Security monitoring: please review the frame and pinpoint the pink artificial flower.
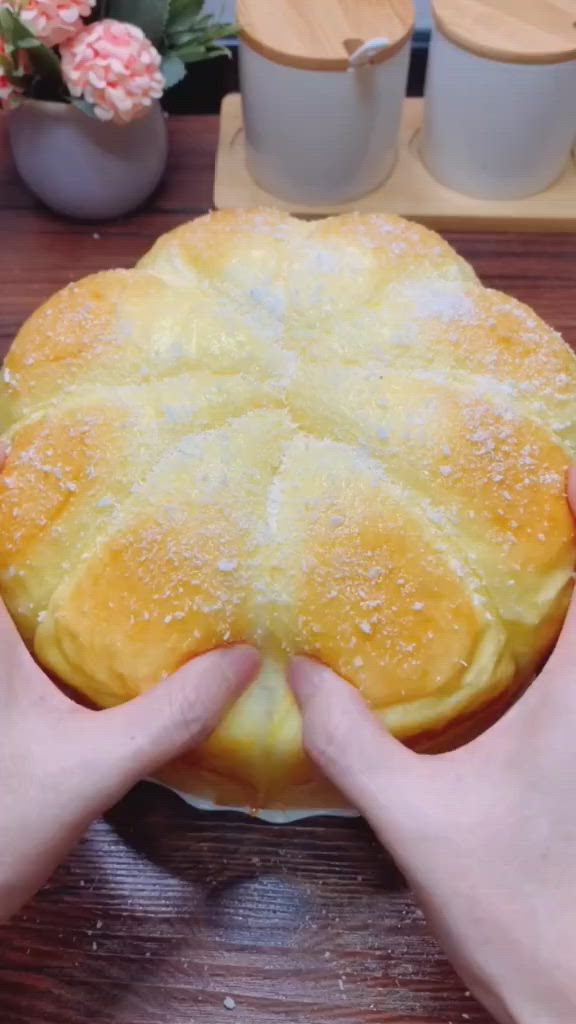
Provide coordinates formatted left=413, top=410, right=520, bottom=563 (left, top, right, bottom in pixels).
left=18, top=0, right=96, bottom=48
left=61, top=19, right=165, bottom=125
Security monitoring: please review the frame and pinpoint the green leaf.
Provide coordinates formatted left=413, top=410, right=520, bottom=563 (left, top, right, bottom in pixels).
left=0, top=9, right=30, bottom=51
left=0, top=10, right=62, bottom=85
left=174, top=41, right=230, bottom=62
left=204, top=21, right=238, bottom=40
left=171, top=23, right=235, bottom=44
left=168, top=0, right=203, bottom=21
left=168, top=0, right=203, bottom=25
left=168, top=28, right=204, bottom=47
left=174, top=12, right=213, bottom=32
left=160, top=52, right=187, bottom=88
left=171, top=43, right=205, bottom=61
left=0, top=8, right=17, bottom=40
left=167, top=7, right=206, bottom=34
left=107, top=0, right=170, bottom=45
left=27, top=43, right=62, bottom=81
left=0, top=9, right=12, bottom=42
left=72, top=97, right=98, bottom=118
left=164, top=1, right=238, bottom=52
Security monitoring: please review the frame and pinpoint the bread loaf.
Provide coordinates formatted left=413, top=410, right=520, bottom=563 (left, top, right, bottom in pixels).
left=1, top=209, right=575, bottom=815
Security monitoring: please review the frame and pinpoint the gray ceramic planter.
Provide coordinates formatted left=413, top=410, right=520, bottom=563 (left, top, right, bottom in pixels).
left=8, top=99, right=168, bottom=220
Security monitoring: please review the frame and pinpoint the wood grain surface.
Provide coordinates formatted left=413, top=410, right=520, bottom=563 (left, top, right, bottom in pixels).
left=237, top=0, right=414, bottom=69
left=431, top=0, right=576, bottom=65
left=1, top=112, right=576, bottom=1024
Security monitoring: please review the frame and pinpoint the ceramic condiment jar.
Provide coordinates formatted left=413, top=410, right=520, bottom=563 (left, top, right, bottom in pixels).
left=422, top=0, right=576, bottom=200
left=238, top=0, right=414, bottom=204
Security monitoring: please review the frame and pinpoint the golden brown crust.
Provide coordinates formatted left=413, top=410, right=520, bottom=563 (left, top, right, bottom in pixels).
left=1, top=209, right=575, bottom=813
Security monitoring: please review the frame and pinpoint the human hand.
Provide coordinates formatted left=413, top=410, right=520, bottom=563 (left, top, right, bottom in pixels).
left=290, top=468, right=576, bottom=1024
left=0, top=597, right=259, bottom=923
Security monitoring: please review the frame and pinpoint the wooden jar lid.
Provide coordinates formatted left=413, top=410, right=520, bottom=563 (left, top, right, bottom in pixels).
left=237, top=0, right=415, bottom=71
left=432, top=0, right=576, bottom=65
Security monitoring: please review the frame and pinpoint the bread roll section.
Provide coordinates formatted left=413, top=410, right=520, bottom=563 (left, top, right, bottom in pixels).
left=1, top=210, right=575, bottom=813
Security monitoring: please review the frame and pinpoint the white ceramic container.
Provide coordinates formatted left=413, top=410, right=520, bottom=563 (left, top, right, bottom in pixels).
left=421, top=0, right=576, bottom=200
left=238, top=0, right=414, bottom=205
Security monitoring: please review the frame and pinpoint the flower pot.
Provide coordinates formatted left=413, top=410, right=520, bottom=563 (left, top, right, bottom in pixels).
left=8, top=99, right=168, bottom=219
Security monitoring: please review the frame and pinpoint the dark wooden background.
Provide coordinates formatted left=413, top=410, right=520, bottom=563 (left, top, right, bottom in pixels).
left=1, top=113, right=576, bottom=1024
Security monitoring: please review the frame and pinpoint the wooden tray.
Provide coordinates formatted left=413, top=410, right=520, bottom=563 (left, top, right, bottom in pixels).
left=214, top=93, right=576, bottom=231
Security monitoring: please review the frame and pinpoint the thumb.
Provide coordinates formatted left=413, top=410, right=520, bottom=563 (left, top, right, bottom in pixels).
left=288, top=657, right=427, bottom=840
left=92, top=645, right=260, bottom=796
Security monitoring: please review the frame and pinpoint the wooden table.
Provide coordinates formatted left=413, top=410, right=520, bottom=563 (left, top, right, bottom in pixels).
left=1, top=113, right=575, bottom=1024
